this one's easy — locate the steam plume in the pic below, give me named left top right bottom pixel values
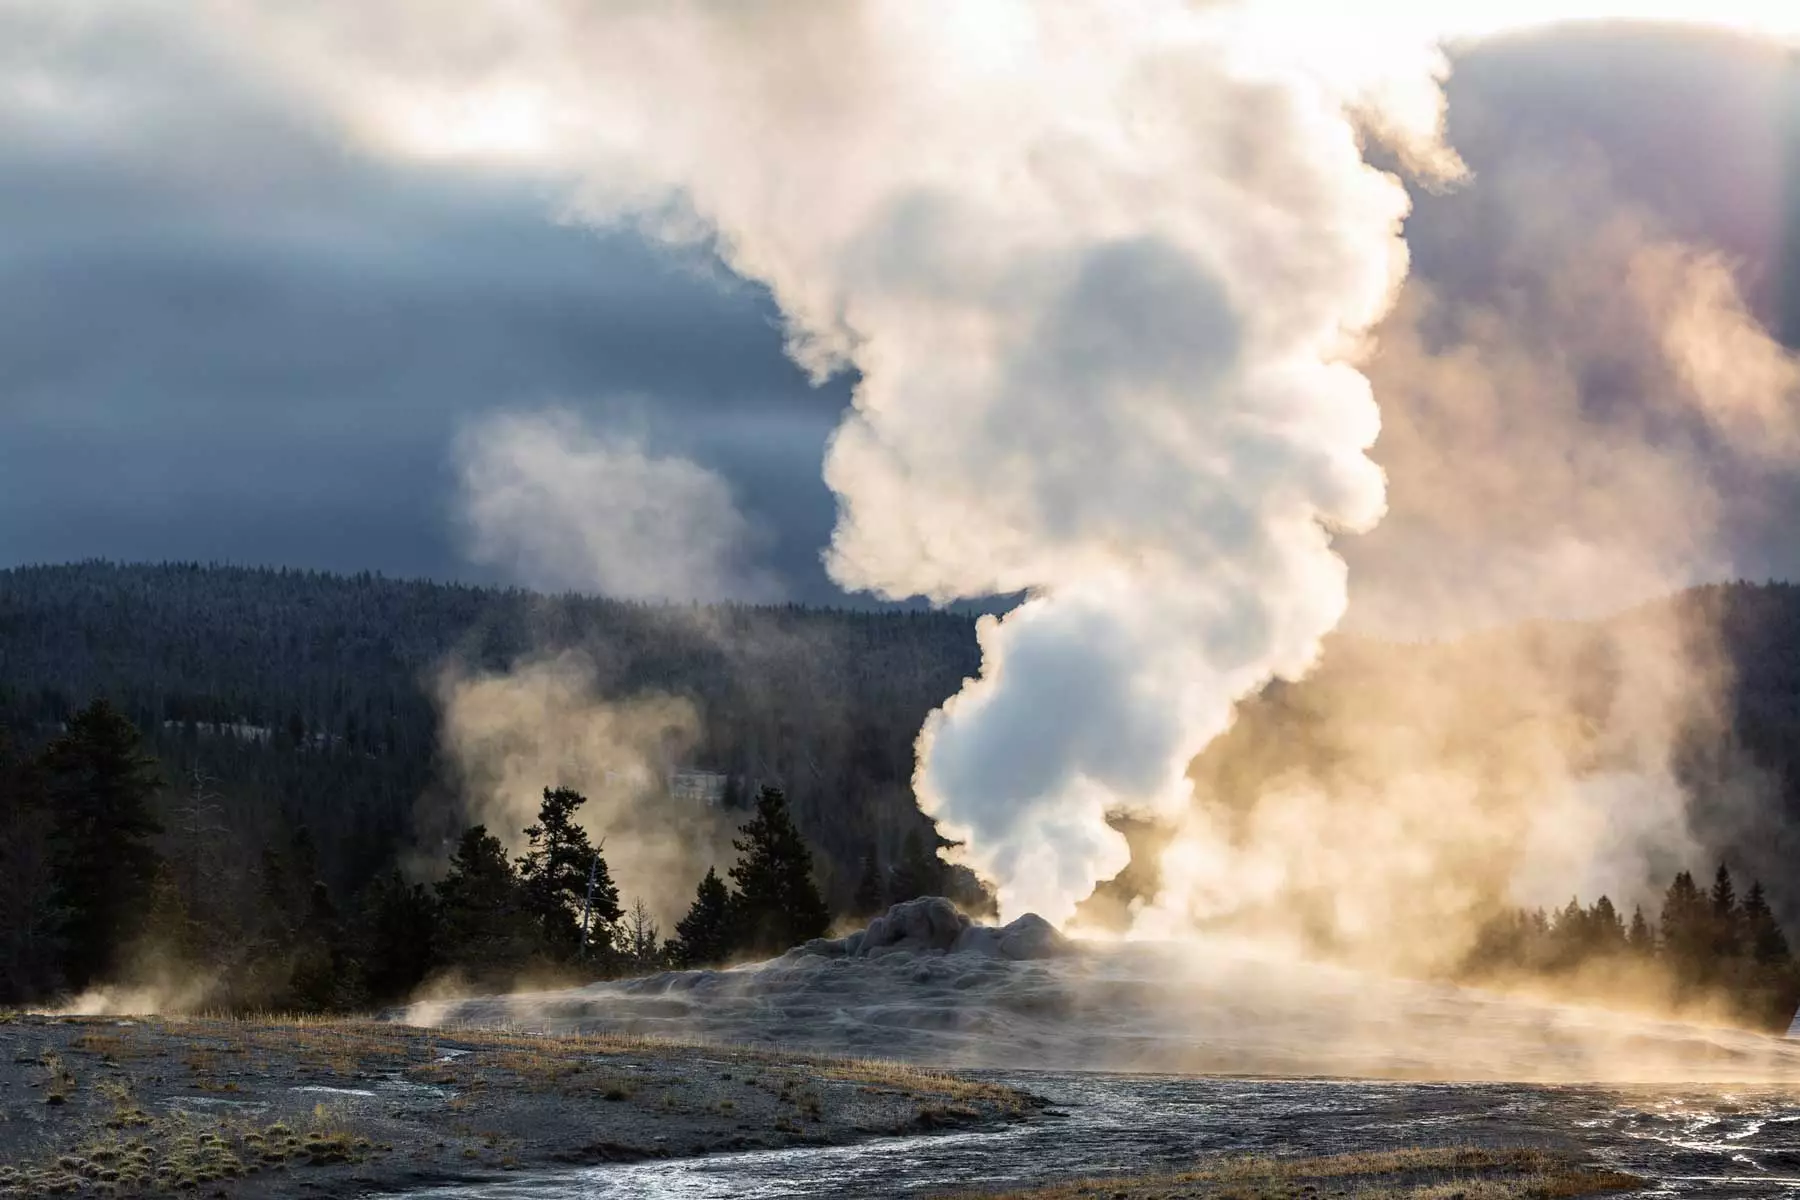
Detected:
left=434, top=651, right=734, bottom=927
left=501, top=2, right=1410, bottom=926
left=209, top=2, right=1800, bottom=930
left=456, top=409, right=780, bottom=604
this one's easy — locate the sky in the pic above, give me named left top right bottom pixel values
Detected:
left=3, top=11, right=1800, bottom=625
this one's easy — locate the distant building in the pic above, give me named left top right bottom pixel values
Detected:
left=668, top=769, right=729, bottom=808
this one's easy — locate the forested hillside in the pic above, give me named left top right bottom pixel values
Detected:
left=0, top=561, right=981, bottom=907
left=10, top=562, right=1800, bottom=1023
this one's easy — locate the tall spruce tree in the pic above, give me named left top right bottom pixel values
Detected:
left=1711, top=863, right=1743, bottom=961
left=354, top=869, right=439, bottom=1003
left=1627, top=905, right=1655, bottom=955
left=1744, top=881, right=1791, bottom=965
left=286, top=880, right=349, bottom=1011
left=1590, top=896, right=1625, bottom=952
left=887, top=828, right=942, bottom=904
left=40, top=701, right=164, bottom=988
left=435, top=825, right=542, bottom=977
left=516, top=787, right=618, bottom=959
left=0, top=734, right=62, bottom=1002
left=851, top=851, right=885, bottom=919
left=728, top=786, right=831, bottom=957
left=618, top=898, right=663, bottom=972
left=670, top=867, right=734, bottom=967
left=1661, top=870, right=1707, bottom=976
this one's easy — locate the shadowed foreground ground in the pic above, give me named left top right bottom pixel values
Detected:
left=0, top=1011, right=1042, bottom=1196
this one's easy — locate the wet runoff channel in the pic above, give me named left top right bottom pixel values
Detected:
left=375, top=1070, right=1800, bottom=1198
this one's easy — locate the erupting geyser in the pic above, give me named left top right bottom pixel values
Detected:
left=230, top=0, right=1800, bottom=939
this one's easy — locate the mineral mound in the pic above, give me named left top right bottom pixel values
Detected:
left=790, top=896, right=1072, bottom=962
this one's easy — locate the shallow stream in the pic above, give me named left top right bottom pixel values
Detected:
left=378, top=1071, right=1800, bottom=1198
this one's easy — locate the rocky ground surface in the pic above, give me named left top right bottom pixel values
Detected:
left=0, top=1011, right=1045, bottom=1197
left=411, top=898, right=1800, bottom=1084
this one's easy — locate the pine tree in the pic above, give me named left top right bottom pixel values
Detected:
left=286, top=880, right=347, bottom=1011
left=669, top=868, right=733, bottom=967
left=618, top=898, right=663, bottom=973
left=1711, top=863, right=1742, bottom=960
left=1743, top=881, right=1791, bottom=965
left=135, top=862, right=199, bottom=969
left=851, top=850, right=885, bottom=919
left=40, top=701, right=165, bottom=988
left=1627, top=905, right=1654, bottom=955
left=728, top=786, right=831, bottom=957
left=1661, top=870, right=1706, bottom=975
left=1590, top=896, right=1625, bottom=953
left=435, top=825, right=543, bottom=977
left=887, top=828, right=943, bottom=904
left=1549, top=897, right=1589, bottom=967
left=515, top=787, right=617, bottom=959
left=354, top=870, right=439, bottom=1003
left=0, top=734, right=62, bottom=1002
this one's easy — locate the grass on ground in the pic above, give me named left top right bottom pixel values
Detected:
left=0, top=1093, right=378, bottom=1197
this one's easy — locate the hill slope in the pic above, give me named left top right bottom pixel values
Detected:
left=0, top=561, right=980, bottom=906
left=6, top=562, right=1800, bottom=939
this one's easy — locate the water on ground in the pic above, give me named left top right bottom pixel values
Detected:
left=379, top=1071, right=1800, bottom=1197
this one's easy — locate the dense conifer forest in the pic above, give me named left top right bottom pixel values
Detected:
left=1464, top=865, right=1798, bottom=1030
left=0, top=561, right=981, bottom=900
left=0, top=696, right=838, bottom=1009
left=8, top=562, right=1800, bottom=1026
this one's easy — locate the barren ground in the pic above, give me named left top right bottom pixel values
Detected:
left=0, top=1011, right=1044, bottom=1197
left=940, top=1146, right=1645, bottom=1199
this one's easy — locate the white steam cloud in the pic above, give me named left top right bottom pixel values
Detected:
left=433, top=650, right=734, bottom=928
left=455, top=409, right=780, bottom=603
left=420, top=3, right=1411, bottom=927
left=191, top=1, right=1800, bottom=929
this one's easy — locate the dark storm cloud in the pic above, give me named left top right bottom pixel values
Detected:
left=0, top=6, right=851, bottom=599
left=6, top=12, right=1800, bottom=617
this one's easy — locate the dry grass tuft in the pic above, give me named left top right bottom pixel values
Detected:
left=0, top=1102, right=382, bottom=1197
left=38, top=1049, right=76, bottom=1106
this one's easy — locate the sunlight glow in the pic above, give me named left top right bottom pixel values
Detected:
left=371, top=82, right=559, bottom=165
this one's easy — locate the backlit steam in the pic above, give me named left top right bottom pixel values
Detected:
left=455, top=409, right=781, bottom=604
left=215, top=2, right=1800, bottom=930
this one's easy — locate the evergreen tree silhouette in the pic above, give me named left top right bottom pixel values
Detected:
left=516, top=787, right=617, bottom=959
left=0, top=734, right=62, bottom=1001
left=670, top=867, right=733, bottom=967
left=1590, top=895, right=1625, bottom=952
left=851, top=850, right=885, bottom=919
left=1627, top=905, right=1654, bottom=955
left=728, top=786, right=831, bottom=957
left=618, top=898, right=663, bottom=972
left=1744, top=880, right=1791, bottom=965
left=1660, top=870, right=1706, bottom=976
left=354, top=869, right=438, bottom=1003
left=287, top=880, right=347, bottom=1011
left=887, top=828, right=943, bottom=903
left=1711, top=863, right=1742, bottom=960
left=40, top=701, right=164, bottom=988
left=435, top=825, right=542, bottom=977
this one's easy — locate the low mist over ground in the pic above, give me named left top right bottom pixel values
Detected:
left=5, top=563, right=1800, bottom=1029
left=410, top=898, right=1800, bottom=1085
